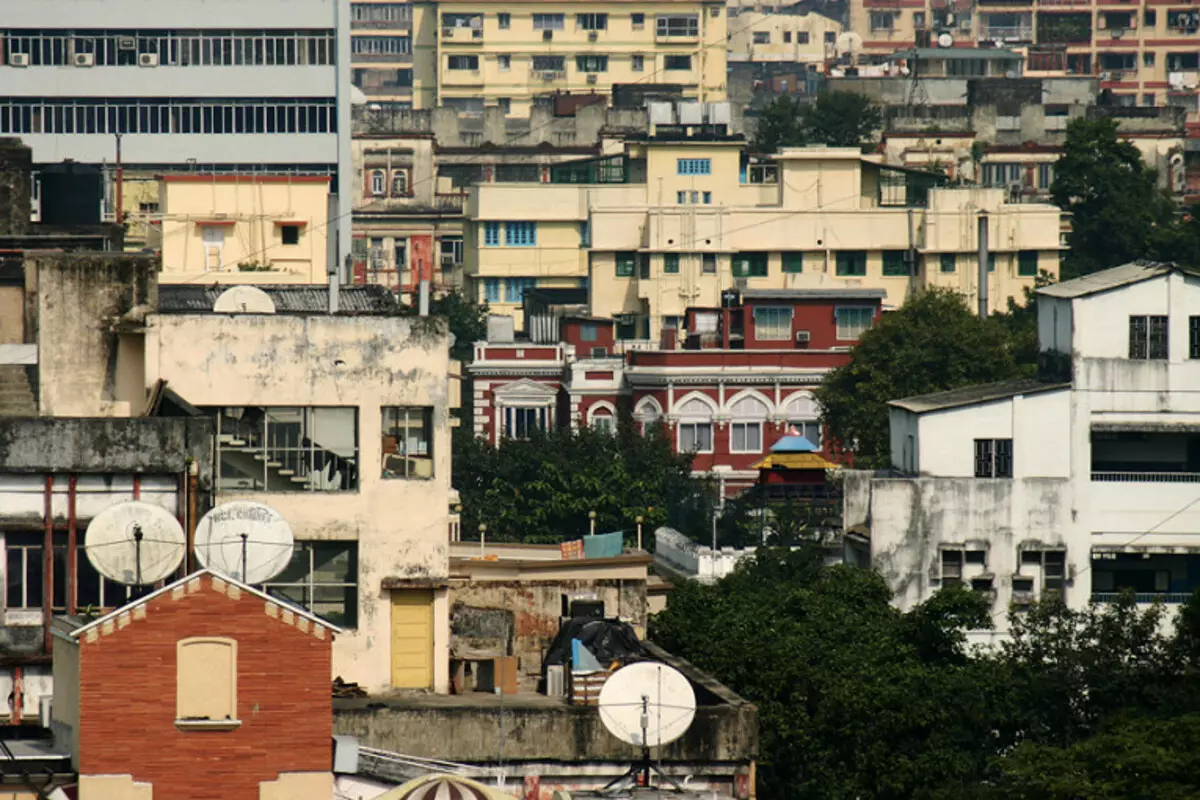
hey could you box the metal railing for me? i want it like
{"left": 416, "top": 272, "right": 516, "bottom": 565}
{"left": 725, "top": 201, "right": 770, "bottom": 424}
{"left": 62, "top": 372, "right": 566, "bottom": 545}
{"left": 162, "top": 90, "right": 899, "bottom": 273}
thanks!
{"left": 1092, "top": 471, "right": 1200, "bottom": 483}
{"left": 434, "top": 193, "right": 468, "bottom": 212}
{"left": 1092, "top": 592, "right": 1192, "bottom": 604}
{"left": 980, "top": 26, "right": 1034, "bottom": 40}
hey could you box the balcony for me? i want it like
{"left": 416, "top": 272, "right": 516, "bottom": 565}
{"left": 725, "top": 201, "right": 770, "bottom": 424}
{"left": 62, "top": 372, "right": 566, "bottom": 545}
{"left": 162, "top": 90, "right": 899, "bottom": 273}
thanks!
{"left": 1093, "top": 471, "right": 1200, "bottom": 483}
{"left": 441, "top": 26, "right": 483, "bottom": 43}
{"left": 1092, "top": 592, "right": 1193, "bottom": 603}
{"left": 434, "top": 193, "right": 467, "bottom": 213}
{"left": 352, "top": 19, "right": 411, "bottom": 31}
{"left": 980, "top": 26, "right": 1034, "bottom": 41}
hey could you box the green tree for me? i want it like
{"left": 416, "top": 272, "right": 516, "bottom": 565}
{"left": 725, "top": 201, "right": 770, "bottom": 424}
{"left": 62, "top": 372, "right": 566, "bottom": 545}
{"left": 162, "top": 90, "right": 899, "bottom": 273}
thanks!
{"left": 1050, "top": 117, "right": 1176, "bottom": 278}
{"left": 815, "top": 288, "right": 1033, "bottom": 468}
{"left": 452, "top": 420, "right": 695, "bottom": 544}
{"left": 401, "top": 289, "right": 487, "bottom": 363}
{"left": 801, "top": 90, "right": 883, "bottom": 149}
{"left": 751, "top": 94, "right": 807, "bottom": 154}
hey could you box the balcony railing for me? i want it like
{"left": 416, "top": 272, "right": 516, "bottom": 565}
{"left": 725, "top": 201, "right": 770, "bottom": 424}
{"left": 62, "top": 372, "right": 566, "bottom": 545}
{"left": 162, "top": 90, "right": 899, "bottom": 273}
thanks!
{"left": 1092, "top": 592, "right": 1193, "bottom": 604}
{"left": 1092, "top": 471, "right": 1200, "bottom": 483}
{"left": 434, "top": 193, "right": 468, "bottom": 212}
{"left": 980, "top": 26, "right": 1034, "bottom": 40}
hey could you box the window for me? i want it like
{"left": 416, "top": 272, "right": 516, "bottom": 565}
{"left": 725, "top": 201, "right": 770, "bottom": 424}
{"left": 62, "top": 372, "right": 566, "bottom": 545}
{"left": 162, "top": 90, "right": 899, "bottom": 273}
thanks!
{"left": 913, "top": 11, "right": 926, "bottom": 28}
{"left": 498, "top": 54, "right": 511, "bottom": 71}
{"left": 870, "top": 11, "right": 895, "bottom": 30}
{"left": 616, "top": 315, "right": 639, "bottom": 340}
{"left": 1037, "top": 163, "right": 1054, "bottom": 189}
{"left": 664, "top": 55, "right": 692, "bottom": 70}
{"left": 754, "top": 307, "right": 793, "bottom": 341}
{"left": 797, "top": 31, "right": 810, "bottom": 44}
{"left": 1167, "top": 10, "right": 1200, "bottom": 33}
{"left": 677, "top": 158, "right": 711, "bottom": 176}
{"left": 505, "top": 278, "right": 536, "bottom": 302}
{"left": 483, "top": 278, "right": 502, "bottom": 303}
{"left": 988, "top": 254, "right": 997, "bottom": 273}
{"left": 280, "top": 225, "right": 301, "bottom": 246}
{"left": 351, "top": 36, "right": 412, "bottom": 56}
{"left": 1190, "top": 317, "right": 1200, "bottom": 359}
{"left": 579, "top": 221, "right": 590, "bottom": 247}
{"left": 505, "top": 221, "right": 536, "bottom": 246}
{"left": 580, "top": 323, "right": 598, "bottom": 342}
{"left": 1019, "top": 549, "right": 1066, "bottom": 598}
{"left": 835, "top": 307, "right": 874, "bottom": 340}
{"left": 664, "top": 253, "right": 680, "bottom": 274}
{"left": 1099, "top": 52, "right": 1136, "bottom": 71}
{"left": 824, "top": 31, "right": 836, "bottom": 43}
{"left": 882, "top": 250, "right": 909, "bottom": 277}
{"left": 441, "top": 236, "right": 463, "bottom": 265}
{"left": 702, "top": 191, "right": 712, "bottom": 205}
{"left": 1167, "top": 52, "right": 1200, "bottom": 71}
{"left": 616, "top": 252, "right": 636, "bottom": 277}
{"left": 639, "top": 254, "right": 651, "bottom": 279}
{"left": 753, "top": 31, "right": 770, "bottom": 44}
{"left": 940, "top": 253, "right": 957, "bottom": 273}
{"left": 370, "top": 170, "right": 385, "bottom": 196}
{"left": 382, "top": 407, "right": 434, "bottom": 479}
{"left": 732, "top": 252, "right": 768, "bottom": 278}
{"left": 782, "top": 252, "right": 803, "bottom": 273}
{"left": 678, "top": 423, "right": 713, "bottom": 452}
{"left": 352, "top": 3, "right": 411, "bottom": 23}
{"left": 631, "top": 54, "right": 645, "bottom": 71}
{"left": 483, "top": 221, "right": 501, "bottom": 246}
{"left": 533, "top": 14, "right": 565, "bottom": 30}
{"left": 498, "top": 12, "right": 511, "bottom": 29}
{"left": 940, "top": 549, "right": 992, "bottom": 591}
{"left": 1144, "top": 9, "right": 1156, "bottom": 26}
{"left": 504, "top": 407, "right": 549, "bottom": 439}
{"left": 1143, "top": 51, "right": 1155, "bottom": 67}
{"left": 731, "top": 422, "right": 762, "bottom": 453}
{"left": 1018, "top": 250, "right": 1038, "bottom": 277}
{"left": 635, "top": 401, "right": 662, "bottom": 434}
{"left": 6, "top": 532, "right": 55, "bottom": 610}
{"left": 783, "top": 31, "right": 792, "bottom": 43}
{"left": 391, "top": 170, "right": 408, "bottom": 196}
{"left": 577, "top": 13, "right": 608, "bottom": 30}
{"left": 262, "top": 542, "right": 358, "bottom": 627}
{"left": 974, "top": 438, "right": 1013, "bottom": 478}
{"left": 632, "top": 13, "right": 646, "bottom": 29}
{"left": 532, "top": 55, "right": 566, "bottom": 71}
{"left": 702, "top": 253, "right": 717, "bottom": 274}
{"left": 591, "top": 411, "right": 615, "bottom": 433}
{"left": 575, "top": 54, "right": 608, "bottom": 72}
{"left": 835, "top": 250, "right": 867, "bottom": 276}
{"left": 657, "top": 14, "right": 699, "bottom": 37}
{"left": 1129, "top": 315, "right": 1168, "bottom": 360}
{"left": 1142, "top": 93, "right": 1155, "bottom": 107}
{"left": 212, "top": 407, "right": 358, "bottom": 492}
{"left": 448, "top": 55, "right": 479, "bottom": 70}
{"left": 176, "top": 638, "right": 237, "bottom": 724}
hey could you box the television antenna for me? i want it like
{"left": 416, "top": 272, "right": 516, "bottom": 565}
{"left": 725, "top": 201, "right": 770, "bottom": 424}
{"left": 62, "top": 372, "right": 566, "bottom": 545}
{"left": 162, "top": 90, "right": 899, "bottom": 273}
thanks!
{"left": 193, "top": 501, "right": 295, "bottom": 584}
{"left": 597, "top": 661, "right": 697, "bottom": 792}
{"left": 84, "top": 501, "right": 186, "bottom": 586}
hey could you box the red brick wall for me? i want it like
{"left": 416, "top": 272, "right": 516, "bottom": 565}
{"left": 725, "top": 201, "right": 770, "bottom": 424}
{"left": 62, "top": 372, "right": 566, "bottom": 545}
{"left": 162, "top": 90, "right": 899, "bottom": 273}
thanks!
{"left": 77, "top": 577, "right": 332, "bottom": 800}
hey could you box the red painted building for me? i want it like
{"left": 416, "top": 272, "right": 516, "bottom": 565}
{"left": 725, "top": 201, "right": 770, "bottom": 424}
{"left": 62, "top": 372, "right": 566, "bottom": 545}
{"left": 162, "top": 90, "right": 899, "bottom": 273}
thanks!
{"left": 470, "top": 287, "right": 884, "bottom": 493}
{"left": 52, "top": 569, "right": 337, "bottom": 800}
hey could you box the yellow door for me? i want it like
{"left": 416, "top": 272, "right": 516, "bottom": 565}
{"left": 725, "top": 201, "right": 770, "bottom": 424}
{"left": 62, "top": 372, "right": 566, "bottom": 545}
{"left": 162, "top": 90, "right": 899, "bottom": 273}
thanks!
{"left": 391, "top": 590, "right": 434, "bottom": 689}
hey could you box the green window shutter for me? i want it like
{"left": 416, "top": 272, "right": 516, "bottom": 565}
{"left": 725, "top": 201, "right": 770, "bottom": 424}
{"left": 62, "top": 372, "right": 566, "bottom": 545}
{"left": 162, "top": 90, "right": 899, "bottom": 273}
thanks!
{"left": 782, "top": 252, "right": 803, "bottom": 273}
{"left": 882, "top": 250, "right": 908, "bottom": 276}
{"left": 940, "top": 254, "right": 956, "bottom": 273}
{"left": 664, "top": 253, "right": 680, "bottom": 274}
{"left": 616, "top": 252, "right": 635, "bottom": 277}
{"left": 1018, "top": 250, "right": 1038, "bottom": 276}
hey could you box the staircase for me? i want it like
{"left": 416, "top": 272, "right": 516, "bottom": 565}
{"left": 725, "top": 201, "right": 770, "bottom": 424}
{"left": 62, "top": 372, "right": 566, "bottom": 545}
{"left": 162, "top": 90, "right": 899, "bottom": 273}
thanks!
{"left": 0, "top": 365, "right": 36, "bottom": 417}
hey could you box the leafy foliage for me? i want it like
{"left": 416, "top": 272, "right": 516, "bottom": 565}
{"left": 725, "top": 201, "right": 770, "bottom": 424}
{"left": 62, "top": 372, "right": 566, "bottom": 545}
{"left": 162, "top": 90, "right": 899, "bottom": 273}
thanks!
{"left": 401, "top": 289, "right": 488, "bottom": 363}
{"left": 815, "top": 288, "right": 1033, "bottom": 468}
{"left": 752, "top": 94, "right": 808, "bottom": 154}
{"left": 752, "top": 91, "right": 883, "bottom": 153}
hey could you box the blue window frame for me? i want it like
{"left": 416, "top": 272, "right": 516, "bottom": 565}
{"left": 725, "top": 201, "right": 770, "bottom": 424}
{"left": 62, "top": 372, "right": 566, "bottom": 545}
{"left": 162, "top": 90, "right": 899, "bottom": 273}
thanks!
{"left": 483, "top": 222, "right": 501, "bottom": 246}
{"left": 505, "top": 221, "right": 536, "bottom": 247}
{"left": 677, "top": 158, "right": 711, "bottom": 176}
{"left": 505, "top": 278, "right": 536, "bottom": 303}
{"left": 580, "top": 221, "right": 590, "bottom": 247}
{"left": 483, "top": 279, "right": 503, "bottom": 303}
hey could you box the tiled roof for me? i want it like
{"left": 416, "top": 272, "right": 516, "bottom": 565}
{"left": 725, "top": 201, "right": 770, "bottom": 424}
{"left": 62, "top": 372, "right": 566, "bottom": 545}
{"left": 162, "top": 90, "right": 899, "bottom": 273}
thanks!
{"left": 889, "top": 378, "right": 1070, "bottom": 414}
{"left": 1038, "top": 261, "right": 1199, "bottom": 299}
{"left": 157, "top": 284, "right": 399, "bottom": 314}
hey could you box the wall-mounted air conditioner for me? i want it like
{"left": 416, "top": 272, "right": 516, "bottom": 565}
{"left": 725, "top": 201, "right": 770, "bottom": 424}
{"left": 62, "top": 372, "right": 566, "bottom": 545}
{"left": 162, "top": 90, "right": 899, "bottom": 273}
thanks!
{"left": 586, "top": 73, "right": 598, "bottom": 84}
{"left": 590, "top": 347, "right": 608, "bottom": 358}
{"left": 588, "top": 31, "right": 598, "bottom": 41}
{"left": 8, "top": 53, "right": 29, "bottom": 67}
{"left": 139, "top": 53, "right": 160, "bottom": 67}
{"left": 74, "top": 52, "right": 95, "bottom": 67}
{"left": 795, "top": 330, "right": 811, "bottom": 347}
{"left": 543, "top": 30, "right": 553, "bottom": 41}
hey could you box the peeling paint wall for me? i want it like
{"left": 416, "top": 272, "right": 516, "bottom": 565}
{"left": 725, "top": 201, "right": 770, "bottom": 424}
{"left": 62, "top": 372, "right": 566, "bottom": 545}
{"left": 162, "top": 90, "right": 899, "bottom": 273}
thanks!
{"left": 144, "top": 312, "right": 452, "bottom": 693}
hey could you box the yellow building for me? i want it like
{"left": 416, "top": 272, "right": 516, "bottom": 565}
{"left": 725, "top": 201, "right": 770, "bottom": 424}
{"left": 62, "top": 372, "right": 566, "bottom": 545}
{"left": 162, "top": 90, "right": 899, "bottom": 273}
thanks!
{"left": 727, "top": 10, "right": 841, "bottom": 65}
{"left": 465, "top": 139, "right": 1064, "bottom": 335}
{"left": 158, "top": 175, "right": 332, "bottom": 284}
{"left": 411, "top": 0, "right": 728, "bottom": 116}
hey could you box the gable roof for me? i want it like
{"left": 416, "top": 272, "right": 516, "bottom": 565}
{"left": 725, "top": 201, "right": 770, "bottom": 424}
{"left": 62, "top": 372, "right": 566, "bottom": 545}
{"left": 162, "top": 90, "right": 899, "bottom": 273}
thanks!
{"left": 66, "top": 568, "right": 340, "bottom": 639}
{"left": 889, "top": 378, "right": 1070, "bottom": 414}
{"left": 1037, "top": 261, "right": 1200, "bottom": 300}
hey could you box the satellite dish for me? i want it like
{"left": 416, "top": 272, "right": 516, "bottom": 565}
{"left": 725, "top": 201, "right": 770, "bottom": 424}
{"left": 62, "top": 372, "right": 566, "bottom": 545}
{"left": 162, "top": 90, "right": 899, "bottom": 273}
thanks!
{"left": 194, "top": 501, "right": 295, "bottom": 584}
{"left": 85, "top": 501, "right": 186, "bottom": 586}
{"left": 599, "top": 661, "right": 696, "bottom": 748}
{"left": 937, "top": 33, "right": 954, "bottom": 48}
{"left": 836, "top": 32, "right": 862, "bottom": 57}
{"left": 213, "top": 285, "right": 276, "bottom": 314}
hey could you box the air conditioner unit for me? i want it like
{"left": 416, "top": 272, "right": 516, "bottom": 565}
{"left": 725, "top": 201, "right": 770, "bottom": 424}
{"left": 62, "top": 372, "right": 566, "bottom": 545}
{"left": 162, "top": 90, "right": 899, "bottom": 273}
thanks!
{"left": 472, "top": 28, "right": 483, "bottom": 39}
{"left": 441, "top": 254, "right": 456, "bottom": 266}
{"left": 8, "top": 53, "right": 29, "bottom": 67}
{"left": 795, "top": 330, "right": 811, "bottom": 347}
{"left": 543, "top": 29, "right": 554, "bottom": 41}
{"left": 590, "top": 347, "right": 609, "bottom": 358}
{"left": 586, "top": 73, "right": 598, "bottom": 84}
{"left": 118, "top": 37, "right": 137, "bottom": 50}
{"left": 138, "top": 53, "right": 159, "bottom": 67}
{"left": 588, "top": 31, "right": 598, "bottom": 41}
{"left": 542, "top": 71, "right": 560, "bottom": 80}
{"left": 74, "top": 52, "right": 95, "bottom": 67}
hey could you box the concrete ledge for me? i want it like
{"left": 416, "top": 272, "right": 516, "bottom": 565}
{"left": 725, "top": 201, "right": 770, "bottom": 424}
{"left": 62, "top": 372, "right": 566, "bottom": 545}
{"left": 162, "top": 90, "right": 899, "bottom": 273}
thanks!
{"left": 0, "top": 345, "right": 36, "bottom": 365}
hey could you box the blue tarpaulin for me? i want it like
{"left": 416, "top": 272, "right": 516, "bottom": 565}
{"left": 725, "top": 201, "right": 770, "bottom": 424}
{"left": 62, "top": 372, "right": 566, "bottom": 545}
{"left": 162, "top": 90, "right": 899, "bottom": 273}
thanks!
{"left": 583, "top": 530, "right": 624, "bottom": 559}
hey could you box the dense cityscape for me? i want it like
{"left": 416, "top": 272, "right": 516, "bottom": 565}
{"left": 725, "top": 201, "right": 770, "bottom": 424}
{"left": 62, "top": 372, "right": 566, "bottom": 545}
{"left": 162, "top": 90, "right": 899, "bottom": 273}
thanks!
{"left": 0, "top": 0, "right": 1198, "bottom": 797}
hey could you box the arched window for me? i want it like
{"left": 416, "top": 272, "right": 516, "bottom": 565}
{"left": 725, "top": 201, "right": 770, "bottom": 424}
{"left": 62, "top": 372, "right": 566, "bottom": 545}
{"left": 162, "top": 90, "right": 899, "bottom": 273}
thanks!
{"left": 784, "top": 393, "right": 822, "bottom": 448}
{"left": 634, "top": 399, "right": 662, "bottom": 435}
{"left": 676, "top": 397, "right": 714, "bottom": 453}
{"left": 369, "top": 170, "right": 385, "bottom": 196}
{"left": 729, "top": 394, "right": 769, "bottom": 453}
{"left": 391, "top": 169, "right": 408, "bottom": 196}
{"left": 590, "top": 407, "right": 615, "bottom": 433}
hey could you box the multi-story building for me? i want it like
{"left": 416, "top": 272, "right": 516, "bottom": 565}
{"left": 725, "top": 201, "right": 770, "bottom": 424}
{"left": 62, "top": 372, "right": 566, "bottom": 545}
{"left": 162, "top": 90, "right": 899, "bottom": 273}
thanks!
{"left": 351, "top": 0, "right": 416, "bottom": 110}
{"left": 845, "top": 261, "right": 1200, "bottom": 639}
{"left": 465, "top": 119, "right": 1063, "bottom": 337}
{"left": 0, "top": 0, "right": 354, "bottom": 265}
{"left": 469, "top": 285, "right": 883, "bottom": 492}
{"left": 847, "top": 0, "right": 1200, "bottom": 134}
{"left": 410, "top": 0, "right": 729, "bottom": 116}
{"left": 726, "top": 10, "right": 842, "bottom": 65}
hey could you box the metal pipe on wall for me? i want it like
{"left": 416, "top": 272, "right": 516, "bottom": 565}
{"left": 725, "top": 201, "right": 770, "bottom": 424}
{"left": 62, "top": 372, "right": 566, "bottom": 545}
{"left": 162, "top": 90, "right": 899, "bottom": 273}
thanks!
{"left": 42, "top": 475, "right": 53, "bottom": 656}
{"left": 67, "top": 475, "right": 77, "bottom": 616}
{"left": 977, "top": 212, "right": 990, "bottom": 319}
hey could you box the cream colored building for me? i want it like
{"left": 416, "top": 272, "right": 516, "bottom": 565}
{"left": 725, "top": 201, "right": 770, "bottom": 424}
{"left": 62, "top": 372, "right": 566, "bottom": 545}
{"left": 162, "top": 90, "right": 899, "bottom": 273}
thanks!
{"left": 351, "top": 0, "right": 416, "bottom": 109}
{"left": 465, "top": 139, "right": 1064, "bottom": 335}
{"left": 727, "top": 11, "right": 841, "bottom": 64}
{"left": 411, "top": 0, "right": 728, "bottom": 116}
{"left": 157, "top": 175, "right": 332, "bottom": 285}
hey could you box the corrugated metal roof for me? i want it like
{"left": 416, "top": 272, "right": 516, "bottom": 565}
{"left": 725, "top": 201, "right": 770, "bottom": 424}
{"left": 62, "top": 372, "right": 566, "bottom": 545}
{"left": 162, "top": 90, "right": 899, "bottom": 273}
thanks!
{"left": 1037, "top": 261, "right": 1196, "bottom": 299}
{"left": 157, "top": 284, "right": 398, "bottom": 314}
{"left": 741, "top": 287, "right": 887, "bottom": 300}
{"left": 889, "top": 378, "right": 1070, "bottom": 414}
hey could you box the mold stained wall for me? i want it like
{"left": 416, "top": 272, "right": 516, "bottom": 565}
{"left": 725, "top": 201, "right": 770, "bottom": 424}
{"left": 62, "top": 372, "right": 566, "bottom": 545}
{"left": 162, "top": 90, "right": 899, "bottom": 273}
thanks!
{"left": 142, "top": 313, "right": 453, "bottom": 693}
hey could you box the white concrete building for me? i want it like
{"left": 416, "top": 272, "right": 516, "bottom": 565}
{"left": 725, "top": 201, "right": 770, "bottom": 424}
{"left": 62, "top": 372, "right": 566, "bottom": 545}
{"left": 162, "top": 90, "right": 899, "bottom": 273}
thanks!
{"left": 0, "top": 0, "right": 354, "bottom": 264}
{"left": 845, "top": 261, "right": 1200, "bottom": 638}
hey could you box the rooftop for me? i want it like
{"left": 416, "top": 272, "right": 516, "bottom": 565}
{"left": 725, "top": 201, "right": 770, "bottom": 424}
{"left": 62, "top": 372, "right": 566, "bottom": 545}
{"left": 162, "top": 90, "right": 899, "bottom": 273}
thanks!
{"left": 157, "top": 284, "right": 399, "bottom": 315}
{"left": 895, "top": 47, "right": 1022, "bottom": 61}
{"left": 889, "top": 377, "right": 1071, "bottom": 414}
{"left": 1037, "top": 261, "right": 1197, "bottom": 299}
{"left": 741, "top": 287, "right": 888, "bottom": 301}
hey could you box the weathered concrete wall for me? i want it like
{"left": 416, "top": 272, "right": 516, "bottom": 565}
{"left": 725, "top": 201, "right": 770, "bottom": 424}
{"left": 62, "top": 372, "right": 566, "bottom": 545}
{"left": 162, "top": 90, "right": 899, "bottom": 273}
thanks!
{"left": 0, "top": 138, "right": 32, "bottom": 237}
{"left": 145, "top": 311, "right": 453, "bottom": 693}
{"left": 29, "top": 253, "right": 158, "bottom": 418}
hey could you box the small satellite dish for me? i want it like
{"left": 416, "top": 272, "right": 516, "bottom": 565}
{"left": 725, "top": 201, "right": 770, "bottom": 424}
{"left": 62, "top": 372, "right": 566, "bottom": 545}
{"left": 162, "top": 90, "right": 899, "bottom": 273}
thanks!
{"left": 599, "top": 661, "right": 696, "bottom": 748}
{"left": 937, "top": 33, "right": 954, "bottom": 48}
{"left": 194, "top": 501, "right": 295, "bottom": 584}
{"left": 213, "top": 285, "right": 276, "bottom": 314}
{"left": 85, "top": 501, "right": 186, "bottom": 586}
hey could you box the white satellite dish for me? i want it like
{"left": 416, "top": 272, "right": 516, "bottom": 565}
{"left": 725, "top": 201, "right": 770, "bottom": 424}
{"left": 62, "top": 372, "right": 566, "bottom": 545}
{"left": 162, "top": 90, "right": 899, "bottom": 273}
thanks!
{"left": 836, "top": 32, "right": 862, "bottom": 57}
{"left": 937, "top": 33, "right": 954, "bottom": 48}
{"left": 194, "top": 501, "right": 295, "bottom": 584}
{"left": 599, "top": 661, "right": 696, "bottom": 748}
{"left": 84, "top": 501, "right": 186, "bottom": 586}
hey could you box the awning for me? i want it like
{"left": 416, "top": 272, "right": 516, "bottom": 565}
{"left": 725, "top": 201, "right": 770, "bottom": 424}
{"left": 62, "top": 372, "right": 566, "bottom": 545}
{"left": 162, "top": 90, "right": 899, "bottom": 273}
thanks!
{"left": 194, "top": 219, "right": 236, "bottom": 226}
{"left": 273, "top": 220, "right": 308, "bottom": 227}
{"left": 751, "top": 452, "right": 839, "bottom": 470}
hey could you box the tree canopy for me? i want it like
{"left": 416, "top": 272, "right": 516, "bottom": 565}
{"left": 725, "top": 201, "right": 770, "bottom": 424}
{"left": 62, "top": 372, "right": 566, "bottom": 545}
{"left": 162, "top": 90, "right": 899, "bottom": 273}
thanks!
{"left": 401, "top": 289, "right": 487, "bottom": 363}
{"left": 651, "top": 547, "right": 1200, "bottom": 799}
{"left": 815, "top": 288, "right": 1033, "bottom": 468}
{"left": 752, "top": 91, "right": 882, "bottom": 153}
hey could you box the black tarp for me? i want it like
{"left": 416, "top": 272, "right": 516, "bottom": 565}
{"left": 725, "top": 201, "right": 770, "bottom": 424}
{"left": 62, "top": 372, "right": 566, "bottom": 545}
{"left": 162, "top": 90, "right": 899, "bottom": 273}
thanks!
{"left": 542, "top": 617, "right": 645, "bottom": 683}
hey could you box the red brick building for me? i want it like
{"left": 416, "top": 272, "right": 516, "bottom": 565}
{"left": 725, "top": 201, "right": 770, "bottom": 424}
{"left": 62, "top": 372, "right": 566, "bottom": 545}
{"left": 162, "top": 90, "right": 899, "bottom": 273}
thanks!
{"left": 51, "top": 569, "right": 337, "bottom": 800}
{"left": 470, "top": 287, "right": 884, "bottom": 493}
